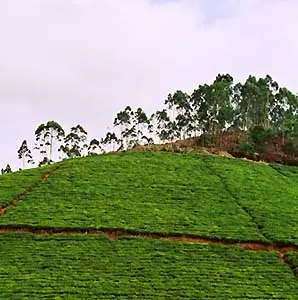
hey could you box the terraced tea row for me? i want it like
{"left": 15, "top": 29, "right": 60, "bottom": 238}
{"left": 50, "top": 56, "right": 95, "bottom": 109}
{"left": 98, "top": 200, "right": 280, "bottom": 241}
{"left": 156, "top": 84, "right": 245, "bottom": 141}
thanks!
{"left": 0, "top": 152, "right": 265, "bottom": 242}
{"left": 2, "top": 152, "right": 298, "bottom": 245}
{"left": 286, "top": 253, "right": 298, "bottom": 277}
{"left": 204, "top": 155, "right": 298, "bottom": 245}
{"left": 0, "top": 165, "right": 55, "bottom": 209}
{"left": 1, "top": 233, "right": 297, "bottom": 299}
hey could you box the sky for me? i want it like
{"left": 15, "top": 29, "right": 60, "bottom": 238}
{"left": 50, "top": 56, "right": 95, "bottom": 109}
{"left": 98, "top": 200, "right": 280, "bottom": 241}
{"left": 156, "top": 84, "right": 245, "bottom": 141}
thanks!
{"left": 1, "top": 0, "right": 298, "bottom": 170}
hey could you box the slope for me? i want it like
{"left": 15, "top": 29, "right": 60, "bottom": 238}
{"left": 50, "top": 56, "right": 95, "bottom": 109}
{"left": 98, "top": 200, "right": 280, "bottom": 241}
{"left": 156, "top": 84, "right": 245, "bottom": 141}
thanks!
{"left": 0, "top": 151, "right": 266, "bottom": 241}
{"left": 1, "top": 233, "right": 298, "bottom": 300}
{"left": 1, "top": 151, "right": 298, "bottom": 299}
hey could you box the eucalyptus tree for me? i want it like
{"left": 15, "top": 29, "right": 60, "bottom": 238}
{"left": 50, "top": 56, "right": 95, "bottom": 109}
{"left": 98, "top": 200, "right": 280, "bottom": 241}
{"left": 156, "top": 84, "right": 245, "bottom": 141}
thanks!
{"left": 88, "top": 138, "right": 103, "bottom": 156}
{"left": 210, "top": 74, "right": 235, "bottom": 133}
{"left": 152, "top": 109, "right": 171, "bottom": 143}
{"left": 17, "top": 140, "right": 34, "bottom": 169}
{"left": 233, "top": 75, "right": 275, "bottom": 130}
{"left": 270, "top": 86, "right": 298, "bottom": 134}
{"left": 59, "top": 124, "right": 88, "bottom": 158}
{"left": 1, "top": 164, "right": 12, "bottom": 174}
{"left": 102, "top": 132, "right": 120, "bottom": 151}
{"left": 35, "top": 121, "right": 65, "bottom": 164}
{"left": 132, "top": 108, "right": 153, "bottom": 145}
{"left": 170, "top": 91, "right": 193, "bottom": 139}
{"left": 190, "top": 83, "right": 212, "bottom": 136}
{"left": 113, "top": 106, "right": 134, "bottom": 149}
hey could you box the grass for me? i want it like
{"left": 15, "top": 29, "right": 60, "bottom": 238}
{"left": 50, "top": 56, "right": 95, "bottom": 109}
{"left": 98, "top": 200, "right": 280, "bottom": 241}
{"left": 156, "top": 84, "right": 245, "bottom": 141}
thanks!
{"left": 0, "top": 233, "right": 297, "bottom": 300}
{"left": 0, "top": 151, "right": 265, "bottom": 241}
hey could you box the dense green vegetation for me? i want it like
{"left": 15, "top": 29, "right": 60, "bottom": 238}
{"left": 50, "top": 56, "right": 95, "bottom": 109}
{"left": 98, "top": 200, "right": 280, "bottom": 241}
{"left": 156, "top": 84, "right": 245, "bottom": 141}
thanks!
{"left": 204, "top": 155, "right": 298, "bottom": 245}
{"left": 1, "top": 233, "right": 297, "bottom": 300}
{"left": 286, "top": 253, "right": 298, "bottom": 277}
{"left": 0, "top": 152, "right": 265, "bottom": 241}
{"left": 1, "top": 151, "right": 298, "bottom": 298}
{"left": 0, "top": 165, "right": 53, "bottom": 208}
{"left": 1, "top": 151, "right": 298, "bottom": 245}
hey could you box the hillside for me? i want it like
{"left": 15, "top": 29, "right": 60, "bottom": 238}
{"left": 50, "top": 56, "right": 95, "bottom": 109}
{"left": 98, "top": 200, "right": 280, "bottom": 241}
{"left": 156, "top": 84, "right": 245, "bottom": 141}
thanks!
{"left": 1, "top": 151, "right": 298, "bottom": 299}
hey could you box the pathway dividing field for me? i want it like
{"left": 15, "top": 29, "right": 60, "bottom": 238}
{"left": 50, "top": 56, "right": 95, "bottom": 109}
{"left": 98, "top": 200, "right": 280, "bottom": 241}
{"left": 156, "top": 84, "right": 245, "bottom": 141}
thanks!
{"left": 1, "top": 233, "right": 297, "bottom": 299}
{"left": 0, "top": 152, "right": 266, "bottom": 242}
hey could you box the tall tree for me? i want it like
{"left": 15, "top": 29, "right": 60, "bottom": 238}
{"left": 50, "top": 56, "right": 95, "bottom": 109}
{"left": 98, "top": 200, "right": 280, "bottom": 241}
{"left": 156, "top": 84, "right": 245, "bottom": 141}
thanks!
{"left": 113, "top": 106, "right": 134, "bottom": 149}
{"left": 270, "top": 86, "right": 298, "bottom": 133}
{"left": 171, "top": 91, "right": 193, "bottom": 139}
{"left": 1, "top": 164, "right": 12, "bottom": 174}
{"left": 88, "top": 139, "right": 103, "bottom": 156}
{"left": 59, "top": 125, "right": 88, "bottom": 158}
{"left": 17, "top": 140, "right": 34, "bottom": 169}
{"left": 153, "top": 109, "right": 171, "bottom": 143}
{"left": 234, "top": 75, "right": 276, "bottom": 130}
{"left": 102, "top": 132, "right": 120, "bottom": 151}
{"left": 132, "top": 108, "right": 153, "bottom": 145}
{"left": 192, "top": 74, "right": 234, "bottom": 137}
{"left": 35, "top": 121, "right": 65, "bottom": 164}
{"left": 190, "top": 83, "right": 212, "bottom": 136}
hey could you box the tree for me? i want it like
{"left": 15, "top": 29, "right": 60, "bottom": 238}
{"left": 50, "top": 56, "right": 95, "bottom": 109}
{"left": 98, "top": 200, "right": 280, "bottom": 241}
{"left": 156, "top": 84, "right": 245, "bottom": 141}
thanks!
{"left": 190, "top": 83, "right": 212, "bottom": 136}
{"left": 1, "top": 164, "right": 12, "bottom": 174}
{"left": 234, "top": 75, "right": 276, "bottom": 130}
{"left": 113, "top": 106, "right": 134, "bottom": 149}
{"left": 35, "top": 121, "right": 65, "bottom": 164}
{"left": 152, "top": 109, "right": 171, "bottom": 143}
{"left": 17, "top": 140, "right": 34, "bottom": 169}
{"left": 191, "top": 74, "right": 234, "bottom": 138}
{"left": 59, "top": 125, "right": 88, "bottom": 158}
{"left": 88, "top": 139, "right": 103, "bottom": 156}
{"left": 132, "top": 108, "right": 153, "bottom": 145}
{"left": 171, "top": 91, "right": 193, "bottom": 139}
{"left": 102, "top": 132, "right": 120, "bottom": 151}
{"left": 270, "top": 87, "right": 298, "bottom": 133}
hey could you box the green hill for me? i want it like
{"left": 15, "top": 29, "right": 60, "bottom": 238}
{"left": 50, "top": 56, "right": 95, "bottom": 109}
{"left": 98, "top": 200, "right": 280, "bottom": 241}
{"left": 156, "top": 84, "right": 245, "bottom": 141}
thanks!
{"left": 1, "top": 151, "right": 298, "bottom": 299}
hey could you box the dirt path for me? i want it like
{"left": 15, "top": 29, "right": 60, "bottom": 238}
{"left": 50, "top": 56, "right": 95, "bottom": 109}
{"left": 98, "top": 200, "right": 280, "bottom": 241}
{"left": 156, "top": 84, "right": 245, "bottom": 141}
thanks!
{"left": 0, "top": 225, "right": 297, "bottom": 276}
{"left": 0, "top": 166, "right": 59, "bottom": 216}
{"left": 0, "top": 225, "right": 297, "bottom": 252}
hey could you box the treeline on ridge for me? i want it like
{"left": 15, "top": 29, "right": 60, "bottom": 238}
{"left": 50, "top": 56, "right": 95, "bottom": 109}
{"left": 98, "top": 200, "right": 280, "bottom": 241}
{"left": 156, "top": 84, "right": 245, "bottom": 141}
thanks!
{"left": 2, "top": 73, "right": 298, "bottom": 173}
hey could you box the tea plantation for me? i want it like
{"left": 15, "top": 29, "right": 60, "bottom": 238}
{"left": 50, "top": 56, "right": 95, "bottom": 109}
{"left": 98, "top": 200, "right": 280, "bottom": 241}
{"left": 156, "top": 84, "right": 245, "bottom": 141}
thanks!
{"left": 1, "top": 233, "right": 298, "bottom": 299}
{"left": 0, "top": 165, "right": 52, "bottom": 208}
{"left": 1, "top": 151, "right": 298, "bottom": 299}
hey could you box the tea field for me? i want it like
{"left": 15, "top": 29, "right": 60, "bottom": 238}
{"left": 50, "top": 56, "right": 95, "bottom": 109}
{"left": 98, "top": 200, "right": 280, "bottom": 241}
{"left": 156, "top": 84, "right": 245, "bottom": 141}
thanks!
{"left": 0, "top": 233, "right": 297, "bottom": 299}
{"left": 0, "top": 152, "right": 266, "bottom": 241}
{"left": 1, "top": 151, "right": 298, "bottom": 299}
{"left": 204, "top": 155, "right": 298, "bottom": 245}
{"left": 0, "top": 165, "right": 53, "bottom": 208}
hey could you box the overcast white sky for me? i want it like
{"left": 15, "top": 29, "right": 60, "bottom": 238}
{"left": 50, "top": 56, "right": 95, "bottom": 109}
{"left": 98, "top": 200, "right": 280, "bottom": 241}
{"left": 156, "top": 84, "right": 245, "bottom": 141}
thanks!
{"left": 1, "top": 0, "right": 298, "bottom": 170}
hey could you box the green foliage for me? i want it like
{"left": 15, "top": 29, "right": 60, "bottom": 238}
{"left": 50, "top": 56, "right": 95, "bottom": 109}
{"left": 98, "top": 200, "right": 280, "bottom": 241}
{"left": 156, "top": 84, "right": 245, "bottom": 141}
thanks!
{"left": 283, "top": 134, "right": 298, "bottom": 156}
{"left": 59, "top": 125, "right": 88, "bottom": 158}
{"left": 0, "top": 152, "right": 265, "bottom": 241}
{"left": 205, "top": 155, "right": 298, "bottom": 245}
{"left": 249, "top": 126, "right": 273, "bottom": 152}
{"left": 1, "top": 164, "right": 12, "bottom": 175}
{"left": 237, "top": 141, "right": 256, "bottom": 155}
{"left": 3, "top": 152, "right": 298, "bottom": 245}
{"left": 87, "top": 138, "right": 102, "bottom": 156}
{"left": 285, "top": 252, "right": 298, "bottom": 276}
{"left": 35, "top": 120, "right": 65, "bottom": 164}
{"left": 1, "top": 233, "right": 297, "bottom": 299}
{"left": 237, "top": 126, "right": 274, "bottom": 154}
{"left": 17, "top": 140, "right": 34, "bottom": 169}
{"left": 0, "top": 165, "right": 53, "bottom": 207}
